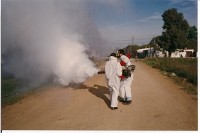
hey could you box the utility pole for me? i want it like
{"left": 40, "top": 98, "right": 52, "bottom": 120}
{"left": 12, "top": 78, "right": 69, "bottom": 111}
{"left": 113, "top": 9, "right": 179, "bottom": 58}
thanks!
{"left": 149, "top": 37, "right": 152, "bottom": 57}
{"left": 153, "top": 36, "right": 155, "bottom": 57}
{"left": 132, "top": 36, "right": 134, "bottom": 56}
{"left": 132, "top": 36, "right": 134, "bottom": 45}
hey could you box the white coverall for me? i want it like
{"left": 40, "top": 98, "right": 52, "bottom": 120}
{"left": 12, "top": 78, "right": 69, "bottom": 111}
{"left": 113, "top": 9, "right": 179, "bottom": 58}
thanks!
{"left": 120, "top": 55, "right": 134, "bottom": 101}
{"left": 105, "top": 56, "right": 122, "bottom": 108}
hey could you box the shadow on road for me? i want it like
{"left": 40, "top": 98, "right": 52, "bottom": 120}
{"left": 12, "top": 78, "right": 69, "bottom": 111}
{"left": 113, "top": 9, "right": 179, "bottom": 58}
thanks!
{"left": 88, "top": 84, "right": 110, "bottom": 108}
{"left": 70, "top": 83, "right": 110, "bottom": 108}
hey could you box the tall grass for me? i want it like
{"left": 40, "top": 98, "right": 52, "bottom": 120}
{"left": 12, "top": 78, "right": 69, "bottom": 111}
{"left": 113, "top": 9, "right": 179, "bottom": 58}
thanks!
{"left": 143, "top": 57, "right": 197, "bottom": 86}
{"left": 145, "top": 58, "right": 197, "bottom": 85}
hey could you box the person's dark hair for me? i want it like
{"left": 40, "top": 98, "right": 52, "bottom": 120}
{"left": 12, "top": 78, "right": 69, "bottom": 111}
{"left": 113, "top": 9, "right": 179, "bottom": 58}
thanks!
{"left": 118, "top": 49, "right": 125, "bottom": 55}
{"left": 110, "top": 53, "right": 116, "bottom": 57}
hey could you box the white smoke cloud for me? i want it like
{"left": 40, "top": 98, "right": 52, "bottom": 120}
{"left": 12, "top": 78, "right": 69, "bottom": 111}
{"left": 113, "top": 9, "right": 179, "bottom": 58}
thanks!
{"left": 53, "top": 37, "right": 98, "bottom": 86}
{"left": 1, "top": 0, "right": 100, "bottom": 87}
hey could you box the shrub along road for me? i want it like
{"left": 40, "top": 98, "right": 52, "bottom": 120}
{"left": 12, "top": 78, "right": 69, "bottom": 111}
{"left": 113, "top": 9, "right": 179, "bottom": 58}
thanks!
{"left": 2, "top": 60, "right": 197, "bottom": 130}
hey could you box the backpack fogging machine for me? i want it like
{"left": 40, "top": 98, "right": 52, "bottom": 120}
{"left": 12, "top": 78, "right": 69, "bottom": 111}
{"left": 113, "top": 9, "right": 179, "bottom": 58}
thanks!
{"left": 122, "top": 65, "right": 135, "bottom": 78}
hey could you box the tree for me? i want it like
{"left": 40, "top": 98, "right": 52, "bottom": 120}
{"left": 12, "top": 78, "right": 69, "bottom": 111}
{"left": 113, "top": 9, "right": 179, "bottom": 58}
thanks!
{"left": 187, "top": 26, "right": 197, "bottom": 51}
{"left": 160, "top": 8, "right": 190, "bottom": 56}
{"left": 188, "top": 26, "right": 197, "bottom": 39}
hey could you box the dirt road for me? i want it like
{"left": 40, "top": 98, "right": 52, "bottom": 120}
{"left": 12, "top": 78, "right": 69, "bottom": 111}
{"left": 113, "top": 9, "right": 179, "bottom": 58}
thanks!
{"left": 2, "top": 60, "right": 198, "bottom": 130}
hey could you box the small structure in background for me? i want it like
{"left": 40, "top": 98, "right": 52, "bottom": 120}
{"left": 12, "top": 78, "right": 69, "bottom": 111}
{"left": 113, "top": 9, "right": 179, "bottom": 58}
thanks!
{"left": 171, "top": 49, "right": 194, "bottom": 58}
{"left": 184, "top": 49, "right": 195, "bottom": 57}
{"left": 171, "top": 49, "right": 186, "bottom": 58}
{"left": 136, "top": 48, "right": 155, "bottom": 58}
{"left": 136, "top": 47, "right": 195, "bottom": 58}
{"left": 155, "top": 50, "right": 169, "bottom": 57}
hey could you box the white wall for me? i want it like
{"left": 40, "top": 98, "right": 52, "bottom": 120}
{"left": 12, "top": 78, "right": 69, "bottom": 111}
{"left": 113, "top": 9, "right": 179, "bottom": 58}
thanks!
{"left": 171, "top": 51, "right": 186, "bottom": 58}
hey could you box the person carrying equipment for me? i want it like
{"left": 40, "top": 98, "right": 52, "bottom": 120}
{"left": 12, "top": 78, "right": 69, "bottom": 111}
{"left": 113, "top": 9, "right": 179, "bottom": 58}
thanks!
{"left": 118, "top": 49, "right": 134, "bottom": 104}
{"left": 105, "top": 53, "right": 124, "bottom": 110}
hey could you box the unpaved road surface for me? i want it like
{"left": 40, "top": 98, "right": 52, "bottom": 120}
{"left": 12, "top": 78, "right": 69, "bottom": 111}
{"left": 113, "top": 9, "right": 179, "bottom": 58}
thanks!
{"left": 2, "top": 60, "right": 197, "bottom": 130}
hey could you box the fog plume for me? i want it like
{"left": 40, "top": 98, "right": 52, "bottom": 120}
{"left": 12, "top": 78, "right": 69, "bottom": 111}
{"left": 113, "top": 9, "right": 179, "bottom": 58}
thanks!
{"left": 1, "top": 0, "right": 105, "bottom": 88}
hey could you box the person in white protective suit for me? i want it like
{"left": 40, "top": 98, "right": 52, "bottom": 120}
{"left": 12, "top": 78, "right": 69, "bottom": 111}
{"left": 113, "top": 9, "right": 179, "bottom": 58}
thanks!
{"left": 118, "top": 49, "right": 134, "bottom": 104}
{"left": 105, "top": 53, "right": 123, "bottom": 110}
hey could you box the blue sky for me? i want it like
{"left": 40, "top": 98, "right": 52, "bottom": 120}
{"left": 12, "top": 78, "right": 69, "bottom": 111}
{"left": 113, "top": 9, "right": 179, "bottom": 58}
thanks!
{"left": 86, "top": 0, "right": 197, "bottom": 48}
{"left": 1, "top": 0, "right": 197, "bottom": 55}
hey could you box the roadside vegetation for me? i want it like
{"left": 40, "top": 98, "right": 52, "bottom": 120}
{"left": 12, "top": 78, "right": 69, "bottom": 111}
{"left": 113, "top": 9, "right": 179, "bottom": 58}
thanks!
{"left": 1, "top": 77, "right": 23, "bottom": 106}
{"left": 143, "top": 57, "right": 197, "bottom": 95}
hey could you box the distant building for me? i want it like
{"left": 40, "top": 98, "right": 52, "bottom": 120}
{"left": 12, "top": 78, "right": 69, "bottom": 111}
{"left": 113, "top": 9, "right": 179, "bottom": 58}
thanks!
{"left": 171, "top": 49, "right": 194, "bottom": 58}
{"left": 136, "top": 48, "right": 195, "bottom": 58}
{"left": 155, "top": 50, "right": 169, "bottom": 57}
{"left": 184, "top": 49, "right": 194, "bottom": 57}
{"left": 136, "top": 48, "right": 154, "bottom": 58}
